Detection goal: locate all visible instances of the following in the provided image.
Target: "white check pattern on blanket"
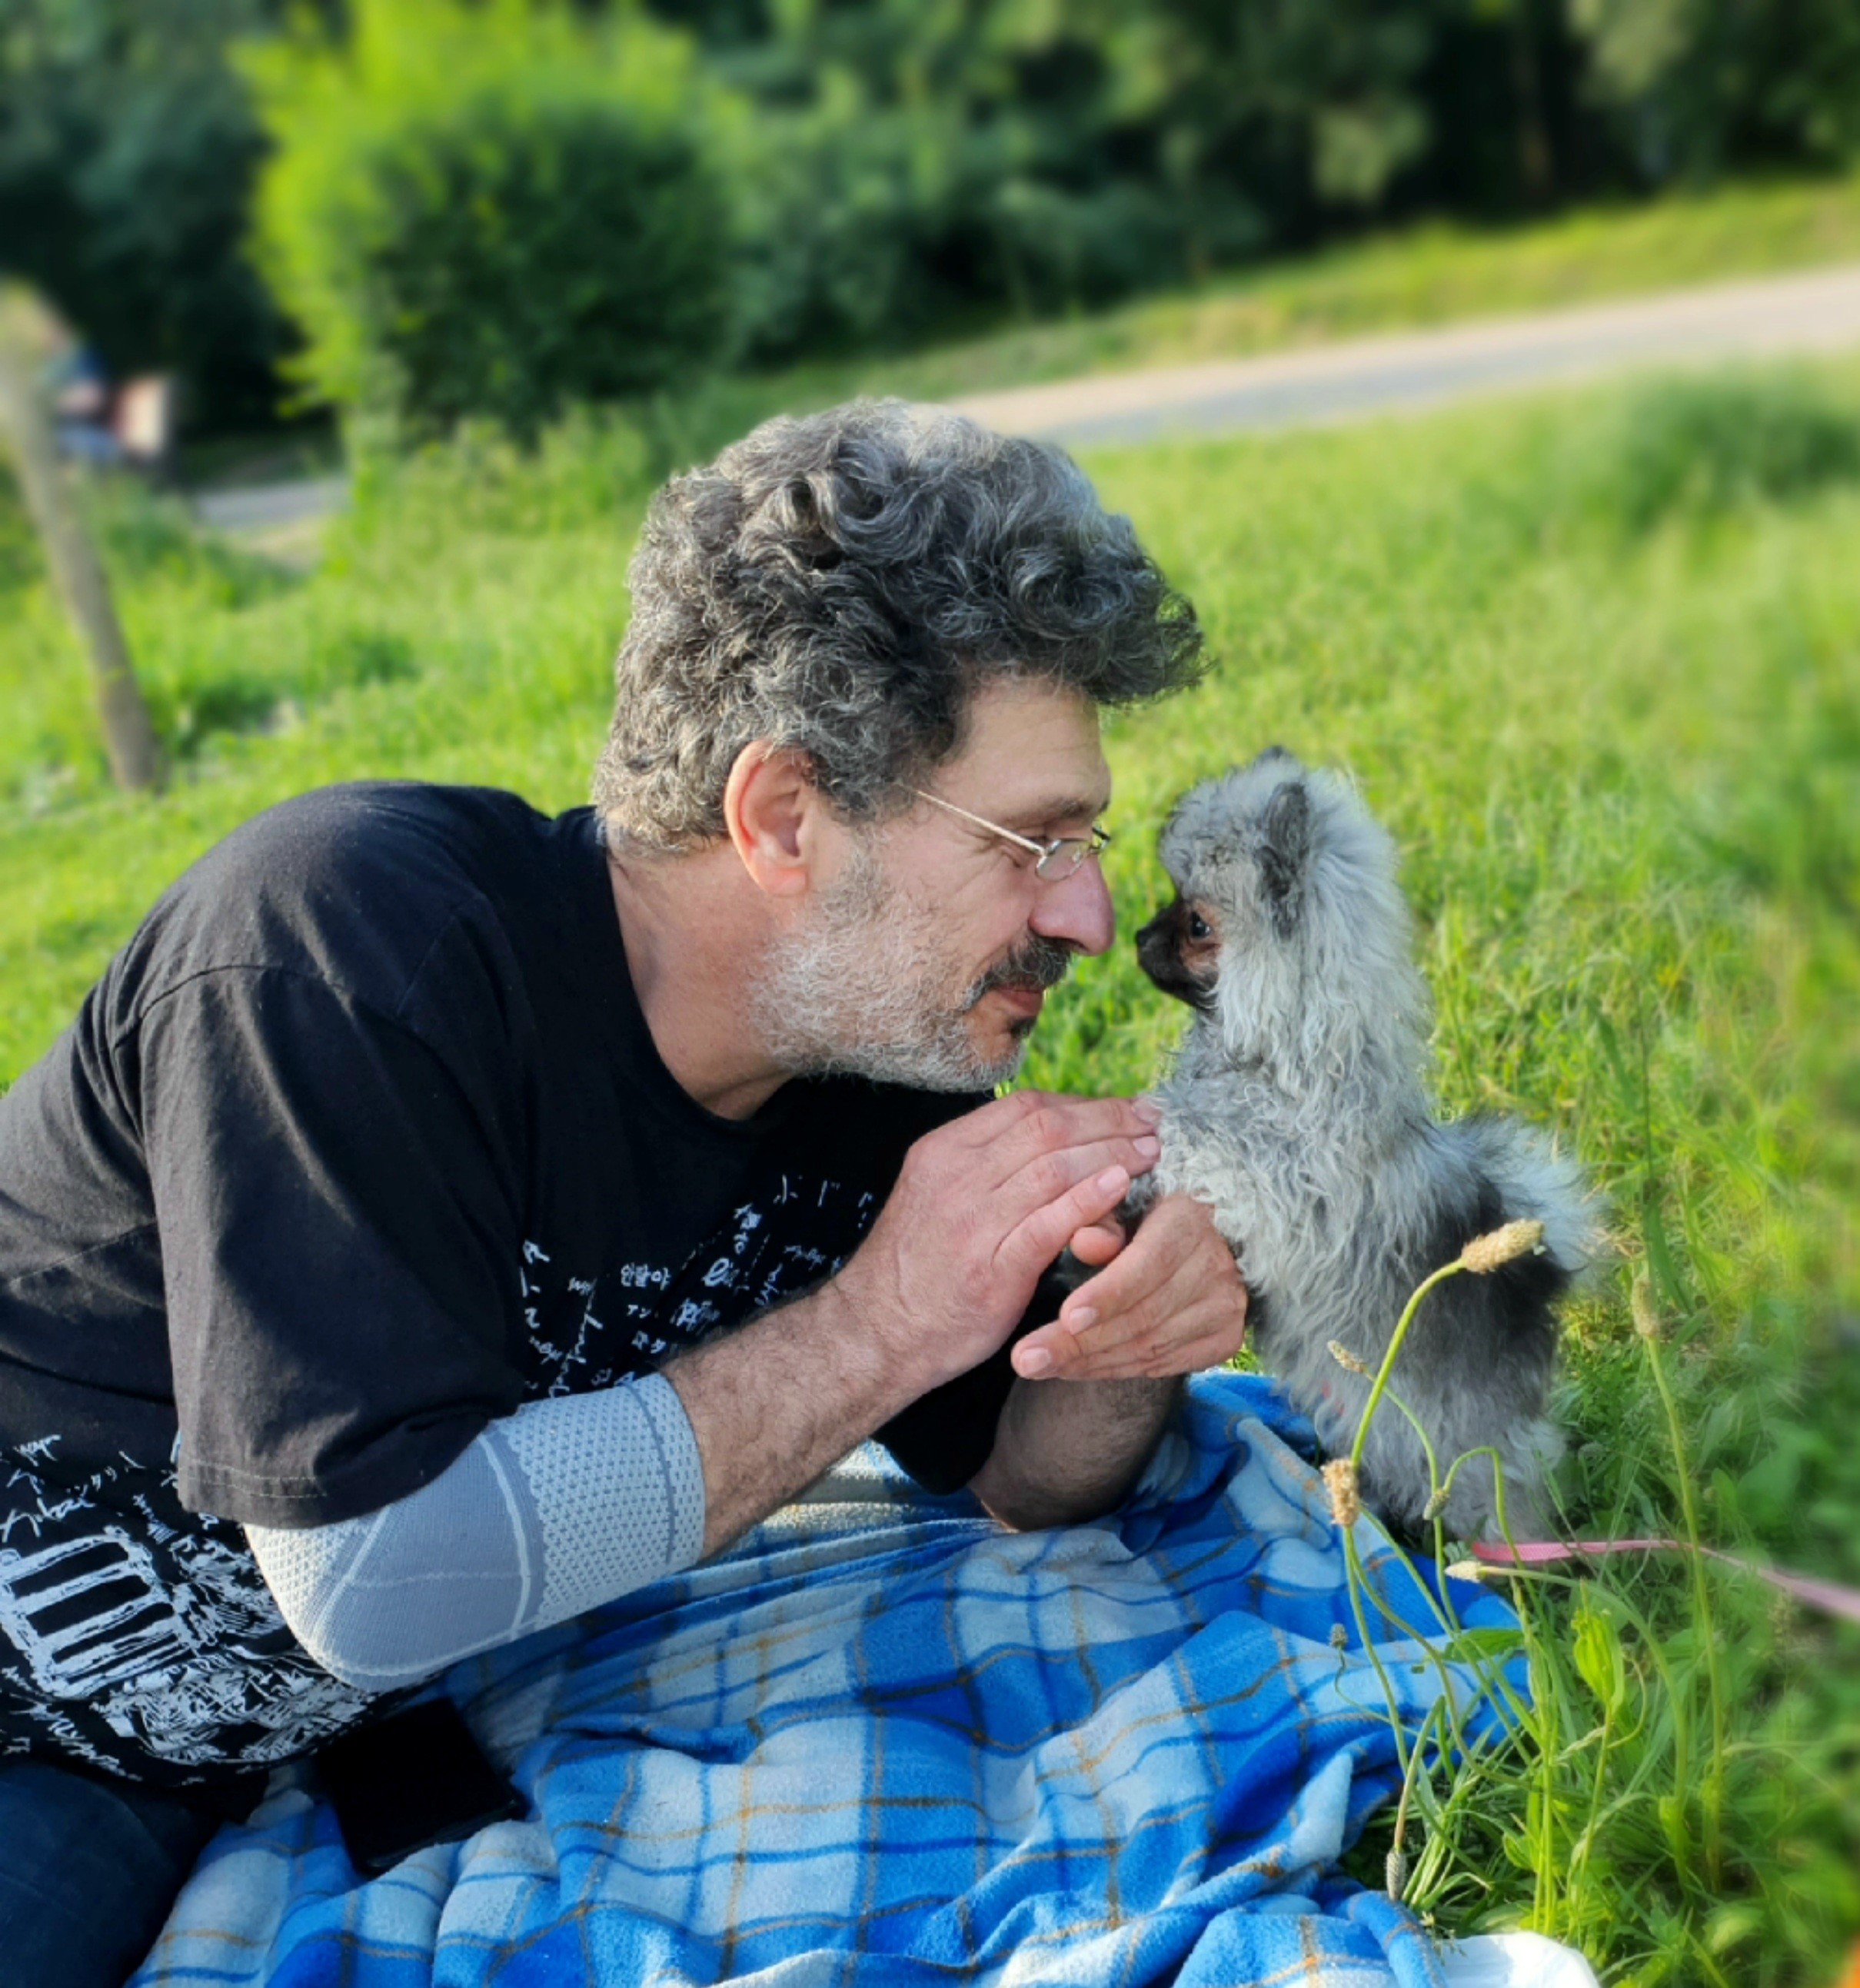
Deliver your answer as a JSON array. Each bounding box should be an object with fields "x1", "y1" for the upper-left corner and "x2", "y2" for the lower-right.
[{"x1": 131, "y1": 1374, "x2": 1526, "y2": 1987}]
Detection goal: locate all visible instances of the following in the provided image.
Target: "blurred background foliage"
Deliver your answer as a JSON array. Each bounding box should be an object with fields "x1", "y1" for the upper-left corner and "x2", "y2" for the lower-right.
[
  {"x1": 5, "y1": 0, "x2": 1860, "y2": 444},
  {"x1": 239, "y1": 0, "x2": 733, "y2": 443},
  {"x1": 0, "y1": 0, "x2": 293, "y2": 433}
]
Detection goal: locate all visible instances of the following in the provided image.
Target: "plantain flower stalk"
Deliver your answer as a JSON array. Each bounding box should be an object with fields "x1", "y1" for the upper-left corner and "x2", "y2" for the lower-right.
[
  {"x1": 1345, "y1": 1222, "x2": 1546, "y2": 1487},
  {"x1": 1459, "y1": 1219, "x2": 1544, "y2": 1274},
  {"x1": 1323, "y1": 1458, "x2": 1362, "y2": 1528}
]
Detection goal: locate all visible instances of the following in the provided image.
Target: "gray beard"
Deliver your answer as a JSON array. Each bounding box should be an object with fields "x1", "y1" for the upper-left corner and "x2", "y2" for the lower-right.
[{"x1": 750, "y1": 842, "x2": 1072, "y2": 1092}]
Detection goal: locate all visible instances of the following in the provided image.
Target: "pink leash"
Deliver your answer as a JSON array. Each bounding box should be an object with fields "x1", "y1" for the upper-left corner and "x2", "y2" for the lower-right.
[{"x1": 1469, "y1": 1538, "x2": 1860, "y2": 1626}]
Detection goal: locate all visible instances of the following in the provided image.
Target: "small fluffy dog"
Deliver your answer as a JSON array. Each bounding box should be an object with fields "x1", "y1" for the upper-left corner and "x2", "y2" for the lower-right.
[{"x1": 1128, "y1": 748, "x2": 1593, "y2": 1540}]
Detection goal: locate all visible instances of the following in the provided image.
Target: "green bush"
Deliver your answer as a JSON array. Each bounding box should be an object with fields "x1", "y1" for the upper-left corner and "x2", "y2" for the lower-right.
[
  {"x1": 1604, "y1": 373, "x2": 1860, "y2": 529},
  {"x1": 1474, "y1": 371, "x2": 1860, "y2": 550},
  {"x1": 713, "y1": 21, "x2": 1264, "y2": 366},
  {"x1": 243, "y1": 0, "x2": 732, "y2": 442}
]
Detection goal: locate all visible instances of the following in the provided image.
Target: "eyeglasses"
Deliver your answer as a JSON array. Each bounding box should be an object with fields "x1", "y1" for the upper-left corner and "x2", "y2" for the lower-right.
[{"x1": 910, "y1": 790, "x2": 1113, "y2": 880}]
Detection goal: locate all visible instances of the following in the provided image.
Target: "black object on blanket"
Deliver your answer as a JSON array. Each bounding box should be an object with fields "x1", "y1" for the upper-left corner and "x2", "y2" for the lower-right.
[{"x1": 316, "y1": 1697, "x2": 524, "y2": 1877}]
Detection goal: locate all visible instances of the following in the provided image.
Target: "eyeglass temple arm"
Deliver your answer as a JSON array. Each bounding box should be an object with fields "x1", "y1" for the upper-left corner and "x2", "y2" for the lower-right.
[{"x1": 910, "y1": 789, "x2": 1047, "y2": 858}]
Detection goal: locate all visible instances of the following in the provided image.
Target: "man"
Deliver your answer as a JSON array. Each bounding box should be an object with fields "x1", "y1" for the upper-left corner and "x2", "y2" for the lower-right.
[{"x1": 0, "y1": 401, "x2": 1247, "y2": 1986}]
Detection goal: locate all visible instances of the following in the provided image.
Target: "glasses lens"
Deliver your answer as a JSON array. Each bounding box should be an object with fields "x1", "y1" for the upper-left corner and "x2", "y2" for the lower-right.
[{"x1": 1036, "y1": 842, "x2": 1086, "y2": 881}]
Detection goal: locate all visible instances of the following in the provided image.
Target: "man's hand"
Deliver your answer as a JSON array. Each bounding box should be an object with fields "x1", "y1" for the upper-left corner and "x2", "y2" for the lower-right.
[
  {"x1": 667, "y1": 1090, "x2": 1163, "y2": 1557},
  {"x1": 1009, "y1": 1191, "x2": 1248, "y2": 1382},
  {"x1": 837, "y1": 1089, "x2": 1163, "y2": 1398}
]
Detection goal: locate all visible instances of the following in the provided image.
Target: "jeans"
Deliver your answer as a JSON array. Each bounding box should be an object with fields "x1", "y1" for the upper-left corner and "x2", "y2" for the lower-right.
[{"x1": 0, "y1": 1758, "x2": 224, "y2": 1988}]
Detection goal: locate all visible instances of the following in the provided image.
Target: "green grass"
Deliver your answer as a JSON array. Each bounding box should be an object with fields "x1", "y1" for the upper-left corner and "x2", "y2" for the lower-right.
[
  {"x1": 2, "y1": 360, "x2": 1858, "y2": 1984},
  {"x1": 1052, "y1": 373, "x2": 1860, "y2": 1984}
]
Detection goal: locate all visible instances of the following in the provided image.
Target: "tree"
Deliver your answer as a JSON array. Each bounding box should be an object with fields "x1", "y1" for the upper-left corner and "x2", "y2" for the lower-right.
[
  {"x1": 0, "y1": 0, "x2": 294, "y2": 434},
  {"x1": 1569, "y1": 0, "x2": 1860, "y2": 181}
]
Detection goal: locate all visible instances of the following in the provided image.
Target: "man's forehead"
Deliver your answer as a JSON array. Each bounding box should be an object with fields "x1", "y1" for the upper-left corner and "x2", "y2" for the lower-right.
[
  {"x1": 943, "y1": 681, "x2": 1112, "y2": 817},
  {"x1": 997, "y1": 786, "x2": 1112, "y2": 830}
]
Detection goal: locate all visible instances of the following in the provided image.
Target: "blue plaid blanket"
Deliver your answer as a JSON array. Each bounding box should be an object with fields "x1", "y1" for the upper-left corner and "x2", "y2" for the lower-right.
[{"x1": 131, "y1": 1374, "x2": 1522, "y2": 1987}]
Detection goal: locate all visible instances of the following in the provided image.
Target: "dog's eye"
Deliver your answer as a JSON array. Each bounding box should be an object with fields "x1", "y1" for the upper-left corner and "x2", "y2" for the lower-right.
[{"x1": 1187, "y1": 913, "x2": 1210, "y2": 941}]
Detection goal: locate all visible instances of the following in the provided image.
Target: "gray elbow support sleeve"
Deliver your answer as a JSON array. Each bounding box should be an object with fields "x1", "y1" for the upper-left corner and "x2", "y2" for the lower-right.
[{"x1": 246, "y1": 1374, "x2": 706, "y2": 1689}]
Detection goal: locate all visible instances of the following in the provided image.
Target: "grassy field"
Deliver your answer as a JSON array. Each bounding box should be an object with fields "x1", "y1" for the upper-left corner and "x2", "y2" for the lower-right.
[{"x1": 2, "y1": 353, "x2": 1858, "y2": 1982}]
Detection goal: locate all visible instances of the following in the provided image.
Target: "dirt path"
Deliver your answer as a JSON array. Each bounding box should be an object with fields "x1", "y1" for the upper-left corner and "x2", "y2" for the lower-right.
[
  {"x1": 945, "y1": 262, "x2": 1860, "y2": 446},
  {"x1": 191, "y1": 474, "x2": 348, "y2": 533}
]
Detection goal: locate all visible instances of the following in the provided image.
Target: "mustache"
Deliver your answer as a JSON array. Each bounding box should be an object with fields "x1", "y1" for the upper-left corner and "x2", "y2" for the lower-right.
[{"x1": 965, "y1": 933, "x2": 1079, "y2": 1008}]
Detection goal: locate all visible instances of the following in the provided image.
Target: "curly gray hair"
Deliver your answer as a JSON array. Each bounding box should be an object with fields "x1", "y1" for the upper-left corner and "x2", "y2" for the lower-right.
[{"x1": 592, "y1": 399, "x2": 1204, "y2": 847}]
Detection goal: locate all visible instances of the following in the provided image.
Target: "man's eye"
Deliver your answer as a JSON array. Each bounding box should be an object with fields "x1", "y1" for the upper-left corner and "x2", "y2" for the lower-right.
[{"x1": 1187, "y1": 913, "x2": 1210, "y2": 941}]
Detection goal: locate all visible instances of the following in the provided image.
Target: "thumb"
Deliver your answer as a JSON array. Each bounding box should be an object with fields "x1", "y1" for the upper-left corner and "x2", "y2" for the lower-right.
[{"x1": 1066, "y1": 1217, "x2": 1129, "y2": 1268}]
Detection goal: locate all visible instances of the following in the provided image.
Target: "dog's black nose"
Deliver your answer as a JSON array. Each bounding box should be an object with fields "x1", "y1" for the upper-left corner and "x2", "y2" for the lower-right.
[{"x1": 1135, "y1": 904, "x2": 1216, "y2": 1012}]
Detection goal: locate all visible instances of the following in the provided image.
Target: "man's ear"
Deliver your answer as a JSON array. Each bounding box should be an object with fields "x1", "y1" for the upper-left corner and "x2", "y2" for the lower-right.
[{"x1": 723, "y1": 743, "x2": 819, "y2": 899}]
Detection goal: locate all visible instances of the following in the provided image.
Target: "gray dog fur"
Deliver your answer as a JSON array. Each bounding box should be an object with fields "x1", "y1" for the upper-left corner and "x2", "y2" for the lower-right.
[{"x1": 1131, "y1": 748, "x2": 1596, "y2": 1540}]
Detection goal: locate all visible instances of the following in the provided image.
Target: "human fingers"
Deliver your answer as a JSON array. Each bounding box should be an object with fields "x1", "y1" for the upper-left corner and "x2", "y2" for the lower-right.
[
  {"x1": 1013, "y1": 1289, "x2": 1242, "y2": 1381},
  {"x1": 993, "y1": 1135, "x2": 1160, "y2": 1246},
  {"x1": 835, "y1": 1105, "x2": 1157, "y2": 1396},
  {"x1": 955, "y1": 1090, "x2": 1162, "y2": 1182},
  {"x1": 1043, "y1": 1322, "x2": 1243, "y2": 1381},
  {"x1": 1012, "y1": 1257, "x2": 1198, "y2": 1378},
  {"x1": 1063, "y1": 1217, "x2": 1129, "y2": 1269},
  {"x1": 1058, "y1": 1285, "x2": 1251, "y2": 1381},
  {"x1": 993, "y1": 1163, "x2": 1135, "y2": 1293},
  {"x1": 1063, "y1": 1192, "x2": 1239, "y2": 1335},
  {"x1": 1059, "y1": 1199, "x2": 1210, "y2": 1348},
  {"x1": 1013, "y1": 1196, "x2": 1246, "y2": 1378}
]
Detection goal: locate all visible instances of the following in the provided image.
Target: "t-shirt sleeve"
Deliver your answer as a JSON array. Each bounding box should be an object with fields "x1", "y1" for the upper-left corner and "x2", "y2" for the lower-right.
[
  {"x1": 871, "y1": 1265, "x2": 1068, "y2": 1495},
  {"x1": 137, "y1": 966, "x2": 528, "y2": 1528}
]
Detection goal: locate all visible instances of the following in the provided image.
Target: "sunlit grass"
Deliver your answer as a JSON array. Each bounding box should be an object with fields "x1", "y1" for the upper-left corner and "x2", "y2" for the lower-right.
[
  {"x1": 1034, "y1": 373, "x2": 1860, "y2": 1984},
  {"x1": 2, "y1": 358, "x2": 1857, "y2": 1983}
]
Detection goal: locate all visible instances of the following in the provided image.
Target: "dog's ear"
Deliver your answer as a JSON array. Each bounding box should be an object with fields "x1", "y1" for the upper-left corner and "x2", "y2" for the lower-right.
[{"x1": 1258, "y1": 780, "x2": 1309, "y2": 936}]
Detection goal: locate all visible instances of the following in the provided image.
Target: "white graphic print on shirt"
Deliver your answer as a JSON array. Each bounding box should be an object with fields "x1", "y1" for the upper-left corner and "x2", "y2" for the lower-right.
[
  {"x1": 0, "y1": 1165, "x2": 887, "y2": 1789},
  {"x1": 0, "y1": 1437, "x2": 376, "y2": 1777}
]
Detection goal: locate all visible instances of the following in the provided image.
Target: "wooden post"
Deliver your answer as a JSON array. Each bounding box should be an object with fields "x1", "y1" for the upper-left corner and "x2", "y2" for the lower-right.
[{"x1": 0, "y1": 287, "x2": 165, "y2": 794}]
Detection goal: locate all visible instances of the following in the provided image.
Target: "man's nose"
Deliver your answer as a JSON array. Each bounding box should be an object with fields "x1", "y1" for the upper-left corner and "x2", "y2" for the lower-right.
[{"x1": 1030, "y1": 855, "x2": 1116, "y2": 957}]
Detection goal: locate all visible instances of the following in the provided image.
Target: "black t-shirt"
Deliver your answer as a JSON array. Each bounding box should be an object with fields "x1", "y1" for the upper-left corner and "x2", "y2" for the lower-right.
[{"x1": 0, "y1": 783, "x2": 1018, "y2": 1795}]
